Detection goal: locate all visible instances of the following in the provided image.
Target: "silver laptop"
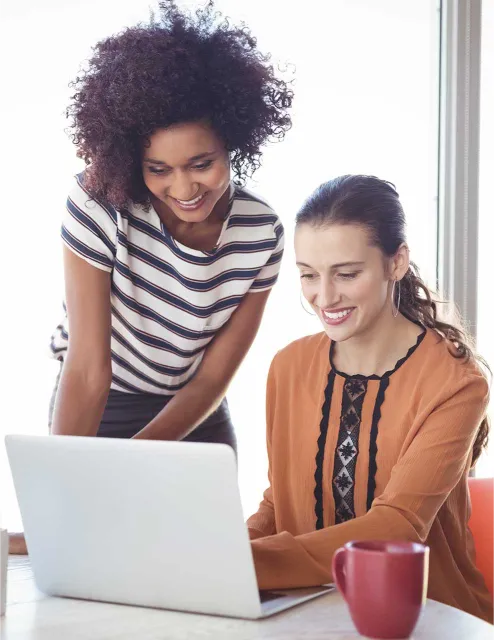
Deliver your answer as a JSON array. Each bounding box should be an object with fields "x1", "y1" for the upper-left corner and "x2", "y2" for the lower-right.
[{"x1": 5, "y1": 434, "x2": 333, "y2": 619}]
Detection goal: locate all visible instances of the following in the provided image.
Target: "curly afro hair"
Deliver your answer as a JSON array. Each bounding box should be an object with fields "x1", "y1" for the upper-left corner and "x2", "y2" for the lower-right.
[{"x1": 67, "y1": 1, "x2": 293, "y2": 208}]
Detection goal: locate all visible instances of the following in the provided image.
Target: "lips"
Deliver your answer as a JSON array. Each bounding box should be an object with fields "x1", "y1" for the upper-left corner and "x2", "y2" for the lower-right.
[
  {"x1": 171, "y1": 192, "x2": 208, "y2": 211},
  {"x1": 321, "y1": 307, "x2": 355, "y2": 326}
]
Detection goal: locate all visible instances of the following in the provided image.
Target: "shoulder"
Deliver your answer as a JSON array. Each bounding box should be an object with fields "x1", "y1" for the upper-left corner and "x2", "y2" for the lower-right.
[
  {"x1": 270, "y1": 332, "x2": 330, "y2": 380},
  {"x1": 233, "y1": 186, "x2": 275, "y2": 212},
  {"x1": 230, "y1": 187, "x2": 283, "y2": 236},
  {"x1": 67, "y1": 172, "x2": 118, "y2": 226},
  {"x1": 412, "y1": 329, "x2": 490, "y2": 404}
]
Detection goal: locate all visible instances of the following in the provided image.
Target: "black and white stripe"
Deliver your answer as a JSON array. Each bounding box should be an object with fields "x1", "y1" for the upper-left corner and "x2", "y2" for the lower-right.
[{"x1": 50, "y1": 173, "x2": 284, "y2": 394}]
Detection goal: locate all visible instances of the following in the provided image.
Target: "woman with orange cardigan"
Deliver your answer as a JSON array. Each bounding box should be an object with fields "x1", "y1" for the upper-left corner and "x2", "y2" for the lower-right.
[{"x1": 247, "y1": 175, "x2": 493, "y2": 622}]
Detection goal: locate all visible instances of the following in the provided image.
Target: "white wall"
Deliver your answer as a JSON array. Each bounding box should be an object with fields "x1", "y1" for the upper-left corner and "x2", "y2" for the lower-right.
[
  {"x1": 476, "y1": 0, "x2": 494, "y2": 478},
  {"x1": 0, "y1": 0, "x2": 440, "y2": 528}
]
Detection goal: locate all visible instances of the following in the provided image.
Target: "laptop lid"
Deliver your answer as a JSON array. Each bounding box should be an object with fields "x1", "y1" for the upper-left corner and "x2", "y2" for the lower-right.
[{"x1": 5, "y1": 435, "x2": 263, "y2": 618}]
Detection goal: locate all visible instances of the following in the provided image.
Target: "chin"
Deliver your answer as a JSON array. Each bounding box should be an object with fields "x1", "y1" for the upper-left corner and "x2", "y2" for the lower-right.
[
  {"x1": 175, "y1": 210, "x2": 212, "y2": 223},
  {"x1": 168, "y1": 202, "x2": 215, "y2": 222},
  {"x1": 321, "y1": 316, "x2": 363, "y2": 343},
  {"x1": 323, "y1": 327, "x2": 356, "y2": 343}
]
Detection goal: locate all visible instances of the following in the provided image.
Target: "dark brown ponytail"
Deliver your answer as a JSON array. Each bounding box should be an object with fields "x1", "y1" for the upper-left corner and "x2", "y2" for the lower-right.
[{"x1": 398, "y1": 263, "x2": 489, "y2": 467}]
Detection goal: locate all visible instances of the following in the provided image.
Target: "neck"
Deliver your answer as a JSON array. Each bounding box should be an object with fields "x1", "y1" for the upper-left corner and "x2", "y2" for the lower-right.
[{"x1": 332, "y1": 307, "x2": 422, "y2": 377}]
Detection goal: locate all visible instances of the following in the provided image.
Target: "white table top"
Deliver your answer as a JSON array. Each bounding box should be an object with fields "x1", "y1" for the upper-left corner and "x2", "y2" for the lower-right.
[{"x1": 1, "y1": 557, "x2": 492, "y2": 639}]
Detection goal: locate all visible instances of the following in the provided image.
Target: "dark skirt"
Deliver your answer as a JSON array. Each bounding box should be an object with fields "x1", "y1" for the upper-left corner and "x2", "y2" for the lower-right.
[{"x1": 49, "y1": 369, "x2": 237, "y2": 453}]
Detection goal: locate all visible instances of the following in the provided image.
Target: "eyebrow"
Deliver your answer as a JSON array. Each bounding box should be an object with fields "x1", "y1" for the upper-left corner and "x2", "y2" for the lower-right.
[
  {"x1": 143, "y1": 151, "x2": 217, "y2": 165},
  {"x1": 296, "y1": 261, "x2": 365, "y2": 269}
]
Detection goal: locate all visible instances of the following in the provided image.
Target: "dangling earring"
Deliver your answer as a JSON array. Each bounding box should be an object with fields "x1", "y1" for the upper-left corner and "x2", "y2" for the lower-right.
[
  {"x1": 300, "y1": 291, "x2": 316, "y2": 316},
  {"x1": 391, "y1": 279, "x2": 401, "y2": 318}
]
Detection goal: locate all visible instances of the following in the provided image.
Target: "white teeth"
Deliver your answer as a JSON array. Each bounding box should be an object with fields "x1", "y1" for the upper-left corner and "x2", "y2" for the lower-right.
[
  {"x1": 323, "y1": 309, "x2": 352, "y2": 320},
  {"x1": 176, "y1": 194, "x2": 204, "y2": 205}
]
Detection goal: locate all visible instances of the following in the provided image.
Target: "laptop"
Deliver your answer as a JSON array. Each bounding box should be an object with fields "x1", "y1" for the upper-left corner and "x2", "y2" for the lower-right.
[{"x1": 5, "y1": 434, "x2": 333, "y2": 619}]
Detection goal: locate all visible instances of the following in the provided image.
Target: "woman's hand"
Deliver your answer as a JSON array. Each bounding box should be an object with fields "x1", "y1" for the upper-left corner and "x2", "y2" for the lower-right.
[{"x1": 8, "y1": 532, "x2": 27, "y2": 555}]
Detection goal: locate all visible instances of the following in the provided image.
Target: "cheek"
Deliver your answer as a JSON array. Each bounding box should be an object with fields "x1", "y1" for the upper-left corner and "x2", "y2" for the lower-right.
[
  {"x1": 350, "y1": 275, "x2": 387, "y2": 305},
  {"x1": 142, "y1": 172, "x2": 161, "y2": 194},
  {"x1": 205, "y1": 161, "x2": 230, "y2": 189},
  {"x1": 301, "y1": 279, "x2": 316, "y2": 300}
]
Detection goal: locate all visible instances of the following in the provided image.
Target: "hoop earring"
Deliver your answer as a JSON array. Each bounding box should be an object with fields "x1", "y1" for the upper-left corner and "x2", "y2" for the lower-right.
[
  {"x1": 300, "y1": 291, "x2": 316, "y2": 316},
  {"x1": 391, "y1": 279, "x2": 401, "y2": 318}
]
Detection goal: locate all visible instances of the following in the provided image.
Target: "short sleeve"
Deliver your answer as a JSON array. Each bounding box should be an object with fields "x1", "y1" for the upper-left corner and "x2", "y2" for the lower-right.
[
  {"x1": 61, "y1": 173, "x2": 117, "y2": 272},
  {"x1": 250, "y1": 220, "x2": 284, "y2": 292}
]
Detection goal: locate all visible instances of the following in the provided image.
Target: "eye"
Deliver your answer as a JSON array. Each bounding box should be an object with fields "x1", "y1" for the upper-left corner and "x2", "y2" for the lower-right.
[
  {"x1": 300, "y1": 273, "x2": 316, "y2": 280},
  {"x1": 337, "y1": 272, "x2": 359, "y2": 280},
  {"x1": 148, "y1": 166, "x2": 171, "y2": 175},
  {"x1": 191, "y1": 160, "x2": 213, "y2": 171}
]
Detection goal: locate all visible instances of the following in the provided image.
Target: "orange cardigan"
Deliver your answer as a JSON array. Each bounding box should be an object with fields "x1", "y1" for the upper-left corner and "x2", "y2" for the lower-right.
[{"x1": 247, "y1": 330, "x2": 493, "y2": 623}]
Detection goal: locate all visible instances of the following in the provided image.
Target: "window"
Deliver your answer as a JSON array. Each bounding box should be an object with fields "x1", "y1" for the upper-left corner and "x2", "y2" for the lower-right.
[
  {"x1": 476, "y1": 0, "x2": 494, "y2": 478},
  {"x1": 0, "y1": 1, "x2": 441, "y2": 528},
  {"x1": 201, "y1": 0, "x2": 441, "y2": 514}
]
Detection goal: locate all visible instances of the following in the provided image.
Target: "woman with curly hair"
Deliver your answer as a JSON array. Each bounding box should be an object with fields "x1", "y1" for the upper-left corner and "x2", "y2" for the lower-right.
[
  {"x1": 46, "y1": 2, "x2": 292, "y2": 445},
  {"x1": 10, "y1": 1, "x2": 292, "y2": 555}
]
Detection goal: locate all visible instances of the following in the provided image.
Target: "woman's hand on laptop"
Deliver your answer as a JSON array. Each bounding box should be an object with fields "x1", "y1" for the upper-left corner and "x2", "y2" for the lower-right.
[{"x1": 8, "y1": 532, "x2": 28, "y2": 555}]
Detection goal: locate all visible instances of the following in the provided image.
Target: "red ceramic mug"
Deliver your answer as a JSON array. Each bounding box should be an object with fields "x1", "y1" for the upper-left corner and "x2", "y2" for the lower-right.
[{"x1": 332, "y1": 540, "x2": 429, "y2": 639}]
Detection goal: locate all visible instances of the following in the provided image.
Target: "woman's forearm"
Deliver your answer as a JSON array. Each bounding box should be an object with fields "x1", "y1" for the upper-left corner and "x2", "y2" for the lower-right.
[
  {"x1": 132, "y1": 376, "x2": 223, "y2": 441},
  {"x1": 8, "y1": 532, "x2": 28, "y2": 555},
  {"x1": 51, "y1": 365, "x2": 111, "y2": 436},
  {"x1": 133, "y1": 290, "x2": 271, "y2": 441}
]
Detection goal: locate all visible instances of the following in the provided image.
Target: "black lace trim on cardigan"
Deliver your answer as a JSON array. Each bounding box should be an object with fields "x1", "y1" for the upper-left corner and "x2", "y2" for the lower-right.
[
  {"x1": 366, "y1": 377, "x2": 390, "y2": 510},
  {"x1": 314, "y1": 369, "x2": 336, "y2": 530}
]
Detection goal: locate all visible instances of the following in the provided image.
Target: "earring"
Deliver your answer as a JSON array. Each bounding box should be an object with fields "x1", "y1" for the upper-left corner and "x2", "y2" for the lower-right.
[
  {"x1": 391, "y1": 279, "x2": 401, "y2": 318},
  {"x1": 300, "y1": 291, "x2": 316, "y2": 316}
]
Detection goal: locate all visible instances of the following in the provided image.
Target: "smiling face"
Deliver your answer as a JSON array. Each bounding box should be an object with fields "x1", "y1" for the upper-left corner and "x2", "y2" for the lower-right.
[
  {"x1": 142, "y1": 122, "x2": 231, "y2": 224},
  {"x1": 295, "y1": 223, "x2": 408, "y2": 343}
]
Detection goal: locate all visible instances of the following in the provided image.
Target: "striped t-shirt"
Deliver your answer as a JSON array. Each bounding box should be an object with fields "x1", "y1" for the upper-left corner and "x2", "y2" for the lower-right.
[{"x1": 50, "y1": 173, "x2": 284, "y2": 395}]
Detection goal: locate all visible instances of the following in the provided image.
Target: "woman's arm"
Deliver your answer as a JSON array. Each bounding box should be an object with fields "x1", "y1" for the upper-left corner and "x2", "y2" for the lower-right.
[
  {"x1": 8, "y1": 532, "x2": 28, "y2": 555},
  {"x1": 51, "y1": 247, "x2": 112, "y2": 436},
  {"x1": 246, "y1": 357, "x2": 279, "y2": 539},
  {"x1": 250, "y1": 373, "x2": 489, "y2": 590},
  {"x1": 247, "y1": 486, "x2": 276, "y2": 540},
  {"x1": 132, "y1": 289, "x2": 271, "y2": 440}
]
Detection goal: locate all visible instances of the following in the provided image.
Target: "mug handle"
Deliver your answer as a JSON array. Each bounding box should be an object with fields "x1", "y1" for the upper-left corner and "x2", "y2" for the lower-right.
[{"x1": 332, "y1": 546, "x2": 347, "y2": 599}]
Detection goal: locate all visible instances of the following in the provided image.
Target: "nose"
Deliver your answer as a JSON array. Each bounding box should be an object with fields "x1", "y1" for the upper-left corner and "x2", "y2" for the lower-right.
[
  {"x1": 168, "y1": 171, "x2": 199, "y2": 201},
  {"x1": 314, "y1": 278, "x2": 341, "y2": 309}
]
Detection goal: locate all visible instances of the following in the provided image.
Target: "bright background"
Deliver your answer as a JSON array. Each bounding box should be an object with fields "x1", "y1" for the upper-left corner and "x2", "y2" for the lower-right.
[
  {"x1": 2, "y1": 0, "x2": 490, "y2": 528},
  {"x1": 476, "y1": 0, "x2": 494, "y2": 478}
]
